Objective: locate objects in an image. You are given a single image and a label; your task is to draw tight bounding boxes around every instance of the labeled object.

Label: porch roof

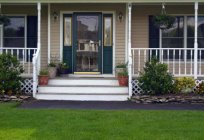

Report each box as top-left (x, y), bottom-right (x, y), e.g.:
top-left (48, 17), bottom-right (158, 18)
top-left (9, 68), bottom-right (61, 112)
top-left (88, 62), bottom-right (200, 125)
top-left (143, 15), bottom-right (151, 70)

top-left (0, 0), bottom-right (202, 4)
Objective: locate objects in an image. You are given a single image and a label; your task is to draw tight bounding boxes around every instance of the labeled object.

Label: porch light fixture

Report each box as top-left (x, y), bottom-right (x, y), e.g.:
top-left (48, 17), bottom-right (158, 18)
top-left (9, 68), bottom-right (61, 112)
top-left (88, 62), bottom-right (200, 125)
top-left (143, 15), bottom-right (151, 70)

top-left (118, 11), bottom-right (123, 22)
top-left (52, 11), bottom-right (59, 21)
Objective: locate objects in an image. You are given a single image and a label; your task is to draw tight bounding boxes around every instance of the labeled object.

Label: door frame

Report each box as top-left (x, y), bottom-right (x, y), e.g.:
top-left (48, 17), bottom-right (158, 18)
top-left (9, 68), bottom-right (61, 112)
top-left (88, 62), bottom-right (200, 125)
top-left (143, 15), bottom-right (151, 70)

top-left (60, 11), bottom-right (116, 76)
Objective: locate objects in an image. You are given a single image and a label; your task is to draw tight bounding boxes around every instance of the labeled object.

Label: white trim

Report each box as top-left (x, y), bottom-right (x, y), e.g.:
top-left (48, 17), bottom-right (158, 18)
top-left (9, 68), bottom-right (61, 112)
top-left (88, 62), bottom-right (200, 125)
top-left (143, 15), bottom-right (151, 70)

top-left (125, 3), bottom-right (128, 62)
top-left (128, 3), bottom-right (132, 98)
top-left (48, 3), bottom-right (51, 63)
top-left (60, 11), bottom-right (116, 76)
top-left (60, 11), bottom-right (63, 62)
top-left (194, 1), bottom-right (198, 79)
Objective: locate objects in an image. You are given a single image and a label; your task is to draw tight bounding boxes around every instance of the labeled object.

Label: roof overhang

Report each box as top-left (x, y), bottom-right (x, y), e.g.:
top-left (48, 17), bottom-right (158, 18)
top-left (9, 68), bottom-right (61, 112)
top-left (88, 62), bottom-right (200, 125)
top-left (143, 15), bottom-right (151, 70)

top-left (0, 0), bottom-right (202, 4)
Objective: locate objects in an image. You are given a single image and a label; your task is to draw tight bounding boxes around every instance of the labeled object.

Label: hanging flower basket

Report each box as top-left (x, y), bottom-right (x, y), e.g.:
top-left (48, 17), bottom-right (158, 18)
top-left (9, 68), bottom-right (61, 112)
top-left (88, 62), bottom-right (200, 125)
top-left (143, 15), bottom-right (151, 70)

top-left (154, 14), bottom-right (175, 30)
top-left (0, 15), bottom-right (10, 26)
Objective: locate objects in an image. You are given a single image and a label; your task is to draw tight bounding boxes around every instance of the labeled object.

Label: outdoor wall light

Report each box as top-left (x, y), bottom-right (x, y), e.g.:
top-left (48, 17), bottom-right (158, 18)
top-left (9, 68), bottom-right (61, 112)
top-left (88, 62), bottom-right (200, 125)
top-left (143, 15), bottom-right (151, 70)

top-left (52, 11), bottom-right (59, 21)
top-left (118, 11), bottom-right (124, 22)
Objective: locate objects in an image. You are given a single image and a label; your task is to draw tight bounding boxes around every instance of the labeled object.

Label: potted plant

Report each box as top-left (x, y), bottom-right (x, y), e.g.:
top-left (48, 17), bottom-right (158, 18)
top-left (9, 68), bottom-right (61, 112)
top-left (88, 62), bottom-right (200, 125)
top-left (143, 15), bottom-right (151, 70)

top-left (48, 62), bottom-right (57, 79)
top-left (38, 69), bottom-right (49, 85)
top-left (0, 15), bottom-right (10, 26)
top-left (153, 3), bottom-right (175, 30)
top-left (115, 63), bottom-right (127, 77)
top-left (154, 14), bottom-right (175, 30)
top-left (59, 62), bottom-right (69, 75)
top-left (117, 69), bottom-right (128, 87)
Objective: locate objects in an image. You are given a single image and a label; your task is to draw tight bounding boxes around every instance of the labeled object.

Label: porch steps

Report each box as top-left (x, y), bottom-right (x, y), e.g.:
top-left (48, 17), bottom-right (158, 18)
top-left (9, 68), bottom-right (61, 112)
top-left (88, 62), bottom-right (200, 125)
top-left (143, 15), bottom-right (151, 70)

top-left (36, 78), bottom-right (129, 101)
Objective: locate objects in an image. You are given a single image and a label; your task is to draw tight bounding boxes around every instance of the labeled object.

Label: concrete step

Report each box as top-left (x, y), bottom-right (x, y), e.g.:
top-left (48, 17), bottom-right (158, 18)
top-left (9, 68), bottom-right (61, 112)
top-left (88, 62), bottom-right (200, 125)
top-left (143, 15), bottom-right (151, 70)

top-left (38, 86), bottom-right (128, 94)
top-left (48, 78), bottom-right (119, 86)
top-left (35, 94), bottom-right (129, 101)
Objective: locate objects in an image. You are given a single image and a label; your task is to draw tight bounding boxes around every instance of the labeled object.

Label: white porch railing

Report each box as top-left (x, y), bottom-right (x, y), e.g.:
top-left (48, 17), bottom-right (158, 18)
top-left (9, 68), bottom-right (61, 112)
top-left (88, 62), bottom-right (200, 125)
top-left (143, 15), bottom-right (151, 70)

top-left (32, 48), bottom-right (40, 97)
top-left (0, 48), bottom-right (37, 76)
top-left (131, 48), bottom-right (204, 78)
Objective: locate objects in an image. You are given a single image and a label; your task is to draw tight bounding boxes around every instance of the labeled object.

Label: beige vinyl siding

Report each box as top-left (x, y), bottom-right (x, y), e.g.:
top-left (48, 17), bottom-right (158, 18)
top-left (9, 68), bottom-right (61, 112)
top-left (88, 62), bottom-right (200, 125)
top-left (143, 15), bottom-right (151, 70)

top-left (132, 5), bottom-right (204, 77)
top-left (50, 3), bottom-right (126, 66)
top-left (2, 5), bottom-right (48, 70)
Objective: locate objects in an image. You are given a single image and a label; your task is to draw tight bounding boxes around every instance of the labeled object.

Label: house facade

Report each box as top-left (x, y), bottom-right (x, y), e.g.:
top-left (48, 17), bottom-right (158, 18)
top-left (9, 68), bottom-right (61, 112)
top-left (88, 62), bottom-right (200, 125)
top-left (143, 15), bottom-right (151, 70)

top-left (0, 0), bottom-right (203, 100)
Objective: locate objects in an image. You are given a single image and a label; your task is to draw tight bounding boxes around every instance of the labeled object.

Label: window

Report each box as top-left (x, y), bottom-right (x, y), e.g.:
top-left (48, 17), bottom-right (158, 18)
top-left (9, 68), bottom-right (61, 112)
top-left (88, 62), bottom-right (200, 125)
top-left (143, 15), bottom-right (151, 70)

top-left (3, 16), bottom-right (25, 48)
top-left (162, 16), bottom-right (184, 59)
top-left (161, 16), bottom-right (204, 60)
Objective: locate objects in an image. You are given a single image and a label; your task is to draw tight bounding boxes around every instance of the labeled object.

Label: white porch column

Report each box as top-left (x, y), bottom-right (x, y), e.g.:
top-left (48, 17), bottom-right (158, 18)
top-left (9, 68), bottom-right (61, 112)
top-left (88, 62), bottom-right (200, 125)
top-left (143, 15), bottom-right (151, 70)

top-left (37, 2), bottom-right (41, 70)
top-left (128, 3), bottom-right (132, 98)
top-left (194, 2), bottom-right (198, 79)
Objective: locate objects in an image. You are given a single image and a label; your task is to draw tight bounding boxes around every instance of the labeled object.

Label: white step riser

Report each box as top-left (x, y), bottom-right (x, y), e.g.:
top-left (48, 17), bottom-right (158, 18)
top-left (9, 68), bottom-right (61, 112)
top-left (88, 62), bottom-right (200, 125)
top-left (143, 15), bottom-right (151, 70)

top-left (38, 87), bottom-right (128, 94)
top-left (48, 80), bottom-right (119, 86)
top-left (36, 94), bottom-right (128, 101)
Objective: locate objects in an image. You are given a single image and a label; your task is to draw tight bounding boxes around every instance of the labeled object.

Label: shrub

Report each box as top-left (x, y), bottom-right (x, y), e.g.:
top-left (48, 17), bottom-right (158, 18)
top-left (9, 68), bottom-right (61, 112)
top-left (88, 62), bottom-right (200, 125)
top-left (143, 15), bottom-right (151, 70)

top-left (195, 82), bottom-right (204, 95)
top-left (174, 77), bottom-right (195, 94)
top-left (0, 53), bottom-right (24, 95)
top-left (138, 57), bottom-right (173, 95)
top-left (118, 70), bottom-right (128, 77)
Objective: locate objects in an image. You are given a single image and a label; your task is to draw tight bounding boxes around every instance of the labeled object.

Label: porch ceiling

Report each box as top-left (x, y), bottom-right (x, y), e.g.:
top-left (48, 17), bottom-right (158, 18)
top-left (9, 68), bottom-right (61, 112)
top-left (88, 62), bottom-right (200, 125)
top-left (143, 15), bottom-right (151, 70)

top-left (0, 0), bottom-right (203, 4)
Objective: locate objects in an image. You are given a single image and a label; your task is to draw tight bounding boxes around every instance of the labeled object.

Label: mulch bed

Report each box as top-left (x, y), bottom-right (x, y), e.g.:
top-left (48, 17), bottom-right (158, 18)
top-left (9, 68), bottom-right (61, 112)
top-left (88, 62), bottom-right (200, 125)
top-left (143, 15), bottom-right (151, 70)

top-left (131, 94), bottom-right (204, 104)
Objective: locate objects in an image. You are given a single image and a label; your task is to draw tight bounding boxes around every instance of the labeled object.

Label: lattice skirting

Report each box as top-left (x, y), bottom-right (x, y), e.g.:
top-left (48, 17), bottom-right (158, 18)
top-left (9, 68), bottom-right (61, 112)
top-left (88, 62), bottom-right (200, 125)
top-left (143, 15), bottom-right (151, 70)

top-left (132, 79), bottom-right (204, 95)
top-left (20, 78), bottom-right (33, 95)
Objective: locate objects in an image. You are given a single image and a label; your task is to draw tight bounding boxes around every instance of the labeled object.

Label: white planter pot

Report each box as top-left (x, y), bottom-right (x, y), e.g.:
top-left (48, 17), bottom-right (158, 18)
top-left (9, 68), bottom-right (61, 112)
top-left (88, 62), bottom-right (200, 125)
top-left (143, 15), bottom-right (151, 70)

top-left (48, 67), bottom-right (57, 79)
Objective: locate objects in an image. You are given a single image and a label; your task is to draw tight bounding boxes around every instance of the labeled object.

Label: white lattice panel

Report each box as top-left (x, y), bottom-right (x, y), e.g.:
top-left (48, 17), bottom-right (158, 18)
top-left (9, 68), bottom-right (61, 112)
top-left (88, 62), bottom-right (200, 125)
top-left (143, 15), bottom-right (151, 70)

top-left (20, 78), bottom-right (33, 95)
top-left (132, 79), bottom-right (204, 95)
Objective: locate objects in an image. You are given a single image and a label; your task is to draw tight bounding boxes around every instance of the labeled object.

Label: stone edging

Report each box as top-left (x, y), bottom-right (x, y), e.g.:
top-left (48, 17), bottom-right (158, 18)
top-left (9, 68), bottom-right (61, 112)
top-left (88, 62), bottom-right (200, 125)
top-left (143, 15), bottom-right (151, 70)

top-left (131, 95), bottom-right (204, 104)
top-left (0, 95), bottom-right (33, 102)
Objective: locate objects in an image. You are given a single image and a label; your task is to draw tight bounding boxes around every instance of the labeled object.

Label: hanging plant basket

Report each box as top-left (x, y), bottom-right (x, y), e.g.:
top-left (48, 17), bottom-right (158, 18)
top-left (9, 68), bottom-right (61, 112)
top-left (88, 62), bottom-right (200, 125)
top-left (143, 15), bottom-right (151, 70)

top-left (0, 15), bottom-right (10, 26)
top-left (154, 14), bottom-right (175, 30)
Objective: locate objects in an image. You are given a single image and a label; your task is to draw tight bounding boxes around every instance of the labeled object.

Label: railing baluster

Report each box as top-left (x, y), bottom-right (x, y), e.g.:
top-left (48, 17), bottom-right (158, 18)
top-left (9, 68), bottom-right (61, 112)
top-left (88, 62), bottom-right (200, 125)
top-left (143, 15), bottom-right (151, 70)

top-left (185, 49), bottom-right (187, 75)
top-left (138, 50), bottom-right (140, 75)
top-left (173, 49), bottom-right (175, 75)
top-left (179, 49), bottom-right (181, 76)
top-left (167, 49), bottom-right (170, 72)
top-left (17, 49), bottom-right (19, 60)
top-left (191, 49), bottom-right (193, 75)
top-left (200, 49), bottom-right (202, 76)
top-left (28, 49), bottom-right (31, 74)
top-left (132, 50), bottom-right (135, 76)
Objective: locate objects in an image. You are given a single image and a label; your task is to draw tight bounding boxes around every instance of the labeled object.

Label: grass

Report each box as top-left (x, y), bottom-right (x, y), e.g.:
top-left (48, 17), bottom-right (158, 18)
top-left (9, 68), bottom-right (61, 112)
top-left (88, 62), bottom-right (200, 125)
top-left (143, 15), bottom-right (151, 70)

top-left (0, 103), bottom-right (204, 140)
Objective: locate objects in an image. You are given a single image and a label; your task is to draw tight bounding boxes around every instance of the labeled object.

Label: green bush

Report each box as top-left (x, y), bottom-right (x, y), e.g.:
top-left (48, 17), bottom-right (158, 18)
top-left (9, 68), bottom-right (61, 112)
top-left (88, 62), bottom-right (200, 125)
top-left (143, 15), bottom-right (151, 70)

top-left (195, 82), bottom-right (204, 95)
top-left (0, 53), bottom-right (24, 95)
top-left (138, 57), bottom-right (173, 95)
top-left (174, 77), bottom-right (195, 94)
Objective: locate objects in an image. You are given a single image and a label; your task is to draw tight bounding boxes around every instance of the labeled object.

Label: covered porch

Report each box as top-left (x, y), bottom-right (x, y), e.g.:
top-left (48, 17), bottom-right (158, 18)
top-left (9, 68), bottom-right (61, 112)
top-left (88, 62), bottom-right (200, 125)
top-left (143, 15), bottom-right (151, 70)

top-left (0, 0), bottom-right (203, 99)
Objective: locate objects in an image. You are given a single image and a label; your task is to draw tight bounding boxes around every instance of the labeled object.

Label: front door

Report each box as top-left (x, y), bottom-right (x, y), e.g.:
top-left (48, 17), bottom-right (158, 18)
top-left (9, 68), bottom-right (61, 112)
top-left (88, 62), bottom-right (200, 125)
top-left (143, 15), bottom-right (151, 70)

top-left (73, 13), bottom-right (102, 73)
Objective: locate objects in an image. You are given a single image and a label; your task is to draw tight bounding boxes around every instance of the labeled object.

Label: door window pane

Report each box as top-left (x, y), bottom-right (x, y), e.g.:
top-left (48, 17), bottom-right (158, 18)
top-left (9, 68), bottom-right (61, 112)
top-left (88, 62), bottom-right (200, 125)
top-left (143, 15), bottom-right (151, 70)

top-left (104, 17), bottom-right (112, 46)
top-left (64, 17), bottom-right (72, 46)
top-left (76, 15), bottom-right (99, 72)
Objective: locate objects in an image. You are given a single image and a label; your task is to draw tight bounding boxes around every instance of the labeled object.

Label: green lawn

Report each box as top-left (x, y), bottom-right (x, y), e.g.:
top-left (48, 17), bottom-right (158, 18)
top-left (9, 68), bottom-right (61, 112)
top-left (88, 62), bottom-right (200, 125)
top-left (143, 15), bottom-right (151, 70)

top-left (0, 103), bottom-right (204, 140)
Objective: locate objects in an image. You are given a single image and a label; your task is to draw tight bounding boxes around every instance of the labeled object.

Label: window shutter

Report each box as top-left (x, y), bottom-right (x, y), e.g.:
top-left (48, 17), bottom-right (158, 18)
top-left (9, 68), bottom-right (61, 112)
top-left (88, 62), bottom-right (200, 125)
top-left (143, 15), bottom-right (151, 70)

top-left (149, 16), bottom-right (160, 59)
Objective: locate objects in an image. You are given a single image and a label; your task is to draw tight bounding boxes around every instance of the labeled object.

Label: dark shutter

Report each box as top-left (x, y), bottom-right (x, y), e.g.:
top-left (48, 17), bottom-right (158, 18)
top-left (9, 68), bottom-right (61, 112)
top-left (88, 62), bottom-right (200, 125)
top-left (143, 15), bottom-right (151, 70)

top-left (27, 16), bottom-right (37, 62)
top-left (149, 16), bottom-right (160, 59)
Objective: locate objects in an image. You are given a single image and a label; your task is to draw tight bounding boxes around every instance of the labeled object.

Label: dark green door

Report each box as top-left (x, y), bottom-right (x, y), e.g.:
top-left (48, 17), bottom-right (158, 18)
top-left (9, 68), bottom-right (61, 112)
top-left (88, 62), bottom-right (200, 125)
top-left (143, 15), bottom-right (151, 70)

top-left (73, 13), bottom-right (102, 73)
